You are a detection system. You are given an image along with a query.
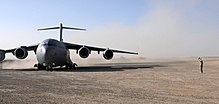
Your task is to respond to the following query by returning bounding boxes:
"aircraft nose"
[41,45,56,65]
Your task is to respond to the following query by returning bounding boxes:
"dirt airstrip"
[0,58,218,104]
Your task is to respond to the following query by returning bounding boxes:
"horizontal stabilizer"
[38,27,86,31]
[37,23,86,42]
[63,27,86,31]
[37,27,59,31]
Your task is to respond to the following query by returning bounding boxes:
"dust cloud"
[0,59,37,69]
[70,1,219,58]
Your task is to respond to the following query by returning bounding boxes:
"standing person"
[198,57,204,73]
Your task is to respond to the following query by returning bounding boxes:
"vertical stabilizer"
[60,23,63,42]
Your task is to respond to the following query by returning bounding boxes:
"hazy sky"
[0,0,219,58]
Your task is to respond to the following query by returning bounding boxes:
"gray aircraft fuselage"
[36,39,68,67]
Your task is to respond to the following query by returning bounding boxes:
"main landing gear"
[34,63,78,71]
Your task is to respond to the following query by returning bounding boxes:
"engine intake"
[103,49,113,60]
[0,50,5,61]
[78,47,90,58]
[14,48,28,59]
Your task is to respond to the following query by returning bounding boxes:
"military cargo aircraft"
[0,24,138,71]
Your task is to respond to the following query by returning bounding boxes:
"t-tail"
[37,23,86,42]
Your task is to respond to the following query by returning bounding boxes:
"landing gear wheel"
[65,63,77,69]
[34,64,46,70]
[46,66,53,72]
[73,63,78,68]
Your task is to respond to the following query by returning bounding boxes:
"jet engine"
[78,47,90,58]
[103,49,113,60]
[0,50,5,61]
[14,48,28,59]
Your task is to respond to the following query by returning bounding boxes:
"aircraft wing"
[64,42,138,55]
[3,44,39,53]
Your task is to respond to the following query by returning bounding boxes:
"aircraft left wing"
[64,42,138,55]
[0,44,39,61]
[3,44,39,53]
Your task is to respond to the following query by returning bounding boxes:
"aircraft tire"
[46,66,53,72]
[37,64,46,70]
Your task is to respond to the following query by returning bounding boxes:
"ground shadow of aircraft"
[0,63,165,72]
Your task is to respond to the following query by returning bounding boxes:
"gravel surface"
[0,59,218,104]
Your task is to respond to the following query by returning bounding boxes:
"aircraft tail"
[37,23,86,42]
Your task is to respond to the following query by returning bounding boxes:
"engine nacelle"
[0,50,5,61]
[103,49,114,60]
[78,47,90,58]
[14,48,28,59]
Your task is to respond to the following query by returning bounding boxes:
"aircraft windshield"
[42,39,60,46]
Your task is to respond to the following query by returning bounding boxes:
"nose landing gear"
[34,63,53,71]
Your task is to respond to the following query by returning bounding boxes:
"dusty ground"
[0,58,218,104]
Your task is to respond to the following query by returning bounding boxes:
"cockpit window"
[42,39,60,46]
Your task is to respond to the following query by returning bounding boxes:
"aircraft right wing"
[64,42,138,55]
[64,42,137,60]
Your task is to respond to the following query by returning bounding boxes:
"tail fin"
[37,23,86,42]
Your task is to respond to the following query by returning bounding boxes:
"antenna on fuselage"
[37,23,86,42]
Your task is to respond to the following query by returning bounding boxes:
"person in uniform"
[198,57,204,73]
